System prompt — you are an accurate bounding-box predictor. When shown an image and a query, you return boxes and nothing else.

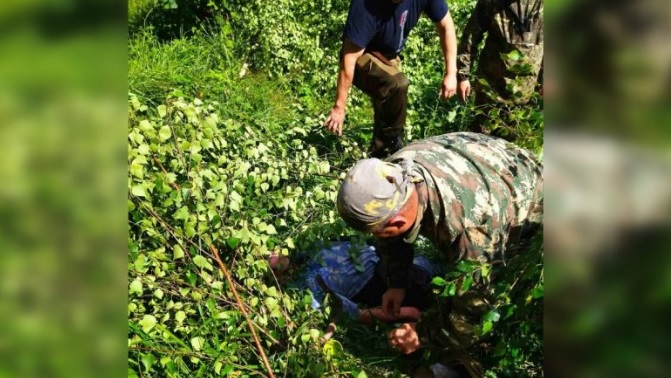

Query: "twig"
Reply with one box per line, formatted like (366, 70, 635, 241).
(210, 245, 276, 378)
(152, 156, 180, 191)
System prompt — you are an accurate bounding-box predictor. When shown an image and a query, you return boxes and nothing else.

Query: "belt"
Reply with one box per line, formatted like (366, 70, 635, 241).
(368, 50, 396, 66)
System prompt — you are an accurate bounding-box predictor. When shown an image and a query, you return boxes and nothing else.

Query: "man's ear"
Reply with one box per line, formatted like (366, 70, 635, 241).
(386, 214, 408, 230)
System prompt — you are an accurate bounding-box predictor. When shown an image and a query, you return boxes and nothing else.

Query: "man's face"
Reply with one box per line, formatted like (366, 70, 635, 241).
(370, 186, 419, 238)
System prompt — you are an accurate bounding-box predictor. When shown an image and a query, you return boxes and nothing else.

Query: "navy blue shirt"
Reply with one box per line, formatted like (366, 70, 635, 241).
(344, 0, 449, 59)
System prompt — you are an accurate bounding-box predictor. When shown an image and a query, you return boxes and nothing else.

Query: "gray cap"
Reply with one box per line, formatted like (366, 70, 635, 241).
(336, 158, 414, 232)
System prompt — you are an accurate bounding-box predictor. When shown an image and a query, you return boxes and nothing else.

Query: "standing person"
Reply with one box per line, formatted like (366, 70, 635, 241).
(456, 0, 544, 138)
(335, 132, 543, 376)
(324, 0, 459, 158)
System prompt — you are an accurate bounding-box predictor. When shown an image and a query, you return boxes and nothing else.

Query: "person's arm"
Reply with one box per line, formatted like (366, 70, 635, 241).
(436, 11, 458, 100)
(358, 306, 422, 325)
(457, 0, 488, 101)
(324, 39, 365, 137)
(377, 237, 414, 316)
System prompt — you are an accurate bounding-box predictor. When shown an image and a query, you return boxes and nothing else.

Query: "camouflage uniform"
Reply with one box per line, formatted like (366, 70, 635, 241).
(457, 0, 544, 136)
(378, 132, 543, 376)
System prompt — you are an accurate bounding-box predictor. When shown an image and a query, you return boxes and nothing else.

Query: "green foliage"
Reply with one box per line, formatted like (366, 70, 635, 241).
(128, 92, 379, 376)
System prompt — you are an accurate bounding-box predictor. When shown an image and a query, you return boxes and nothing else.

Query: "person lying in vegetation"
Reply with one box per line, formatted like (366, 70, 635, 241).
(268, 240, 442, 325)
(336, 132, 543, 377)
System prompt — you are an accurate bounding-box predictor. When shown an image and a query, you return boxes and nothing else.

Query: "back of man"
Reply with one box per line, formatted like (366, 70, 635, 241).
(389, 132, 543, 261)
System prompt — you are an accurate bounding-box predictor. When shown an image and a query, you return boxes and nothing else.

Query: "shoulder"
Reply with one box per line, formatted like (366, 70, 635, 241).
(348, 0, 381, 18)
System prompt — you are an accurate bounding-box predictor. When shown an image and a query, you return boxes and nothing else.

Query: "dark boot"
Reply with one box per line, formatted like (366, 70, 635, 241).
(368, 135, 404, 159)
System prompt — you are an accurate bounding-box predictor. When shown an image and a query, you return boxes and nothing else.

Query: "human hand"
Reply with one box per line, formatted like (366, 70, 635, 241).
(324, 106, 345, 136)
(388, 322, 420, 354)
(458, 80, 471, 102)
(439, 73, 457, 100)
(382, 288, 406, 317)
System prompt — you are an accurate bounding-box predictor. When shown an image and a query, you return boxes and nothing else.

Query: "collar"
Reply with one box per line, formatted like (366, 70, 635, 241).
(403, 182, 427, 243)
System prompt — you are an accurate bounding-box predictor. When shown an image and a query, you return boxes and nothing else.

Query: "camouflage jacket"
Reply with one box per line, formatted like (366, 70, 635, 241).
(457, 0, 544, 103)
(378, 132, 543, 290)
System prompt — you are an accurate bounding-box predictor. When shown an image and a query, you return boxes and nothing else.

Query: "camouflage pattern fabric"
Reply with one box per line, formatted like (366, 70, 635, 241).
(457, 0, 544, 104)
(376, 132, 543, 377)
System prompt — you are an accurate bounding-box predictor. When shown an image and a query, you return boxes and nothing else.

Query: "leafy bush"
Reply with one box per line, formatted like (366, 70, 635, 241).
(127, 93, 393, 376)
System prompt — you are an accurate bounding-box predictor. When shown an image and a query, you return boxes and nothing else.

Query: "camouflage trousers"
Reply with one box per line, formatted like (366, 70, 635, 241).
(417, 226, 543, 378)
(417, 287, 489, 377)
(352, 52, 409, 158)
(468, 76, 544, 142)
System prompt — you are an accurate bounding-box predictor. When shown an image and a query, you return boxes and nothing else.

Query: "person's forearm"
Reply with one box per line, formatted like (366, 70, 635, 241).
(333, 54, 357, 110)
(358, 307, 422, 324)
(438, 12, 457, 76)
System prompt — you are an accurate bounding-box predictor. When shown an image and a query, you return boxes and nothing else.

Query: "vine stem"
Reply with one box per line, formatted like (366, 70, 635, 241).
(210, 245, 276, 378)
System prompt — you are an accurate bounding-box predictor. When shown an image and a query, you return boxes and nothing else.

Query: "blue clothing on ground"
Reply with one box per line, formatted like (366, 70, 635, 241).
(344, 0, 449, 59)
(303, 241, 441, 319)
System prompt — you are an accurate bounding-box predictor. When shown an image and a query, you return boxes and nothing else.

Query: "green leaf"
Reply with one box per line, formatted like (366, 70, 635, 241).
(173, 245, 185, 260)
(131, 185, 146, 197)
(139, 119, 152, 131)
(482, 320, 493, 334)
(482, 310, 501, 323)
(531, 286, 544, 299)
(173, 206, 189, 220)
(129, 279, 143, 295)
(431, 277, 448, 286)
(141, 353, 156, 372)
(266, 286, 278, 298)
(230, 191, 242, 202)
(157, 105, 167, 118)
(221, 365, 234, 375)
(265, 224, 277, 235)
(264, 297, 278, 310)
(357, 371, 369, 378)
(193, 255, 213, 271)
(460, 276, 473, 292)
(442, 282, 456, 296)
(214, 361, 222, 375)
(175, 311, 186, 323)
(481, 264, 491, 278)
(159, 126, 172, 141)
(507, 50, 521, 61)
(226, 237, 240, 249)
(139, 315, 157, 333)
(190, 336, 204, 352)
(456, 260, 477, 273)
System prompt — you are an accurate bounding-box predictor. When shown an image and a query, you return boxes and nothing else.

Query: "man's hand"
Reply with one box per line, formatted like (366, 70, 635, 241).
(458, 80, 471, 102)
(439, 73, 457, 100)
(382, 288, 406, 317)
(388, 322, 420, 354)
(324, 105, 346, 136)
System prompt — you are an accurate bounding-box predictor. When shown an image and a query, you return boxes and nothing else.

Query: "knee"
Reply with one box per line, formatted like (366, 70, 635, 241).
(392, 74, 409, 94)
